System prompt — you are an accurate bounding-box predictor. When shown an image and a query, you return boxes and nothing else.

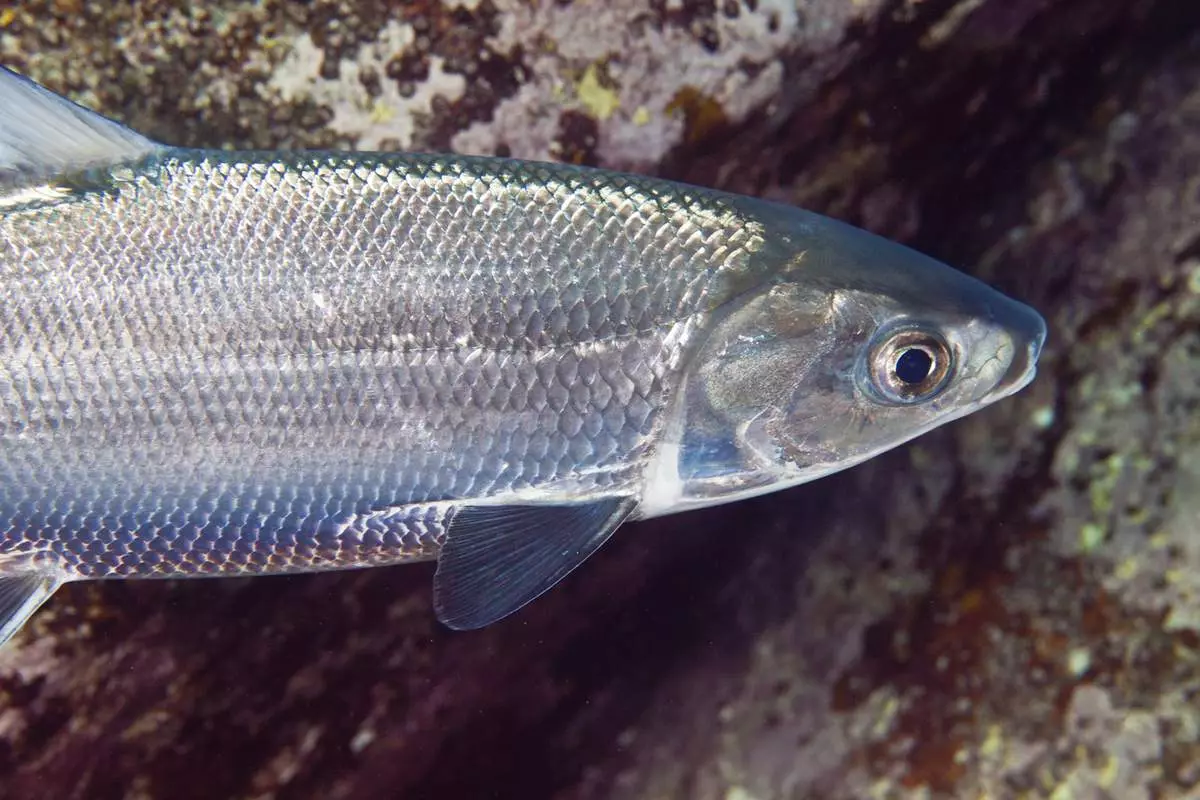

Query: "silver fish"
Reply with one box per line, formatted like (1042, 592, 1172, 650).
(0, 66, 1044, 643)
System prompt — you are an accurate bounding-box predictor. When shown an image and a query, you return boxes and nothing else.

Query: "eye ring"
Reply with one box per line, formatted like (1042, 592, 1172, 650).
(867, 326, 954, 404)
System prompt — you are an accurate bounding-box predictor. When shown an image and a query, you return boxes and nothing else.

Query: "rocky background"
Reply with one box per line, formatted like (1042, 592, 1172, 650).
(1, 0, 1199, 797)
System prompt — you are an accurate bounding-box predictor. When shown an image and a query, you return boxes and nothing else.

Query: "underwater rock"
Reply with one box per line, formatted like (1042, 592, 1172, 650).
(0, 0, 1198, 798)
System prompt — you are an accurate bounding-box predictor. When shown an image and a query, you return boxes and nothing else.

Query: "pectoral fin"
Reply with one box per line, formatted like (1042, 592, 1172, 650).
(433, 497, 637, 630)
(0, 571, 62, 648)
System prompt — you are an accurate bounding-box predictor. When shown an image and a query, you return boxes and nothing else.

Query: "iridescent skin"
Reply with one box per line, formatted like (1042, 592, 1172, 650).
(0, 151, 778, 578)
(0, 148, 1045, 586)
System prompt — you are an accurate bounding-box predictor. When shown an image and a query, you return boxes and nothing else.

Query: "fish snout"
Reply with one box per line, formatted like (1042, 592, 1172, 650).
(992, 297, 1047, 395)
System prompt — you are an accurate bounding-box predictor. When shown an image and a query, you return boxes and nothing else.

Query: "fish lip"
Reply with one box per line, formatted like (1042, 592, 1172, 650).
(992, 300, 1047, 396)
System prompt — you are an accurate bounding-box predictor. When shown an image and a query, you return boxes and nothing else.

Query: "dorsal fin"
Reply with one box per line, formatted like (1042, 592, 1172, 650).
(0, 66, 158, 181)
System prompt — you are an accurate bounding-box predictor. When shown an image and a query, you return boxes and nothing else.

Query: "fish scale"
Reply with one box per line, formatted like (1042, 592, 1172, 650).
(0, 66, 1044, 637)
(0, 148, 756, 584)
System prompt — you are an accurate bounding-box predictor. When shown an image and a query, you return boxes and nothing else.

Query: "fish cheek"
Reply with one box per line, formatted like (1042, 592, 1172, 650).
(767, 332, 882, 468)
(694, 287, 837, 426)
(681, 285, 841, 476)
(698, 340, 816, 422)
(689, 339, 829, 474)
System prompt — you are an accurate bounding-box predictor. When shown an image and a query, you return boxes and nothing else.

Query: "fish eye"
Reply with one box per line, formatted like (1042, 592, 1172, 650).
(868, 327, 953, 404)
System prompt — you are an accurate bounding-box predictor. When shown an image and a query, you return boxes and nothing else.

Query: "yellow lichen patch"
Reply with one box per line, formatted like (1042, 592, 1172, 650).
(1114, 558, 1139, 581)
(1131, 300, 1173, 344)
(869, 692, 901, 738)
(666, 86, 729, 144)
(1149, 531, 1172, 549)
(1098, 753, 1122, 788)
(1088, 453, 1127, 518)
(1079, 522, 1106, 552)
(0, 9, 14, 27)
(369, 101, 396, 125)
(978, 724, 1005, 759)
(577, 63, 620, 121)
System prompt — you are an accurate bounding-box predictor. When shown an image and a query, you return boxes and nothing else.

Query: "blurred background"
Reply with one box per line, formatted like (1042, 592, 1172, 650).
(1, 0, 1199, 797)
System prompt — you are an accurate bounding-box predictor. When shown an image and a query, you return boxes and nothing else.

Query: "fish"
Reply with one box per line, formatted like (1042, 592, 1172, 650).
(0, 65, 1045, 645)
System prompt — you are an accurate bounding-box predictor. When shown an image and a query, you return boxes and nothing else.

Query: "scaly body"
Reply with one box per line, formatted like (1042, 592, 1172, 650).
(0, 150, 766, 579)
(0, 66, 1045, 639)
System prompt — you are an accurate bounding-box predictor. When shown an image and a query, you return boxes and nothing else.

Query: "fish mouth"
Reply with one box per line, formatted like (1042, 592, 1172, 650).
(992, 298, 1048, 397)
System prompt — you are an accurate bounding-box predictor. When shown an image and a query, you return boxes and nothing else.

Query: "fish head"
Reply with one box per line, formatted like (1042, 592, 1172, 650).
(670, 207, 1047, 511)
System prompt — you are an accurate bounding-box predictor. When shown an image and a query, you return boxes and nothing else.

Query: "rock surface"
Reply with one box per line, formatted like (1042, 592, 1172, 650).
(0, 0, 1199, 798)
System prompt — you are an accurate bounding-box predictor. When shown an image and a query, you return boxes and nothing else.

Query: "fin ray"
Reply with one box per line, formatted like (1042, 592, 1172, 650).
(0, 571, 62, 648)
(433, 497, 636, 630)
(0, 66, 158, 180)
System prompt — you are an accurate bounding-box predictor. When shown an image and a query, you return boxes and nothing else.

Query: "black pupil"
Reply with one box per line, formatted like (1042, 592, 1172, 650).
(894, 347, 933, 385)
